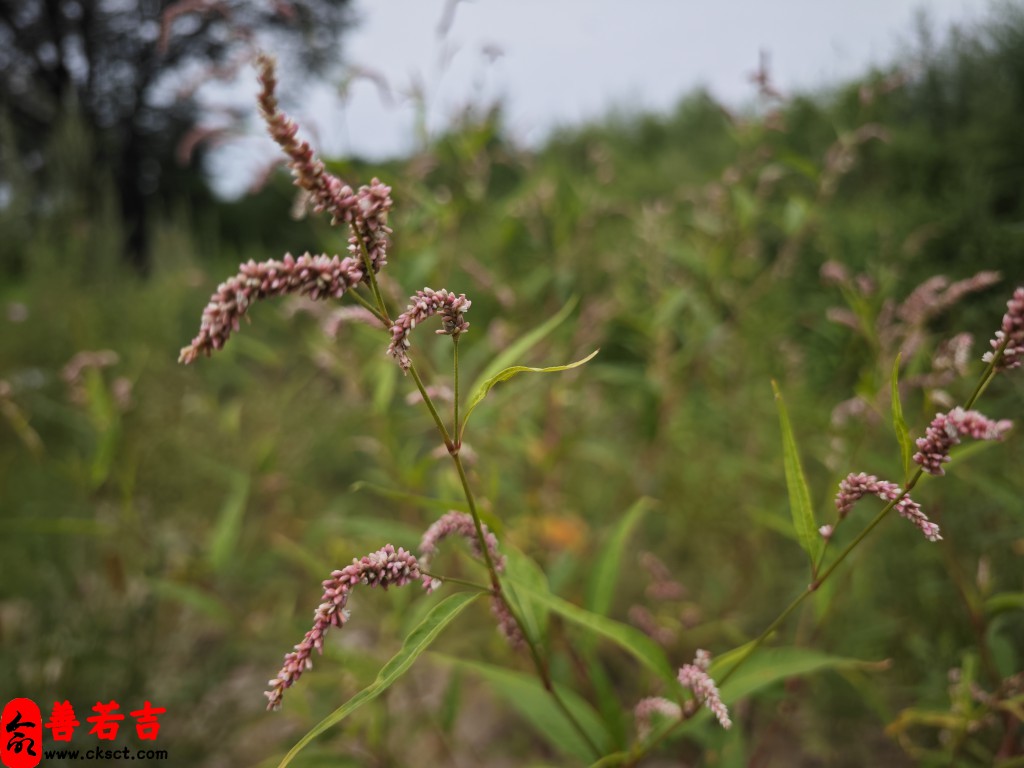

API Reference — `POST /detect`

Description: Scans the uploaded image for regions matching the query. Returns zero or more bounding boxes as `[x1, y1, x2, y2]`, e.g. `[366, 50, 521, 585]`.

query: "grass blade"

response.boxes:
[890, 354, 913, 480]
[587, 498, 653, 616]
[276, 591, 480, 768]
[771, 381, 820, 568]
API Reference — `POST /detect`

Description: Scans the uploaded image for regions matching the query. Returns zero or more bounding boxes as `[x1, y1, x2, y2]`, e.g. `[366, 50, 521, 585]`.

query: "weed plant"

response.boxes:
[173, 55, 1023, 767]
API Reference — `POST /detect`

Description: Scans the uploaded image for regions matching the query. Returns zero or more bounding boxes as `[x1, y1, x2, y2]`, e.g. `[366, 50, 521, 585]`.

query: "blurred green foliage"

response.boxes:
[1, 9, 1023, 767]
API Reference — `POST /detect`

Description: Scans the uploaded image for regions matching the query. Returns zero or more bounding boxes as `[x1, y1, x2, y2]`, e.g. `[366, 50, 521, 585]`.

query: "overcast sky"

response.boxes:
[209, 0, 994, 197]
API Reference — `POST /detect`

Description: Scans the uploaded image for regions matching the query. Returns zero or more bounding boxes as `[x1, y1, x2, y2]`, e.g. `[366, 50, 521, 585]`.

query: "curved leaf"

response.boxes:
[771, 381, 820, 568]
[276, 591, 481, 768]
[467, 295, 579, 398]
[461, 350, 599, 438]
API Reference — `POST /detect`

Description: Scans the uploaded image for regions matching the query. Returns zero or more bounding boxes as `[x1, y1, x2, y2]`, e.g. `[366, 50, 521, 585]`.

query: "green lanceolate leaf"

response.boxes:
[460, 350, 599, 439]
[507, 577, 676, 684]
[439, 657, 610, 762]
[771, 381, 820, 568]
[890, 355, 913, 479]
[711, 646, 884, 702]
[276, 591, 481, 768]
[467, 296, 579, 398]
[587, 498, 653, 617]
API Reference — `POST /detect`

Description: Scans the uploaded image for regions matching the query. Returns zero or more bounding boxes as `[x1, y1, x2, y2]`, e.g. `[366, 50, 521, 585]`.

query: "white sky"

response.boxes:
[208, 0, 994, 197]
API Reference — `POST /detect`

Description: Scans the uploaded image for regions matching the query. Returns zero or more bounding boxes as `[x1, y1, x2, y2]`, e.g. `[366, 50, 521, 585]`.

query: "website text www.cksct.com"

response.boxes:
[41, 746, 169, 761]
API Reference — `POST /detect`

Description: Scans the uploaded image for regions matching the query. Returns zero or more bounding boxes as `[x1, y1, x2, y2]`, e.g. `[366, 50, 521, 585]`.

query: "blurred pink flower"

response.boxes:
[678, 649, 731, 729]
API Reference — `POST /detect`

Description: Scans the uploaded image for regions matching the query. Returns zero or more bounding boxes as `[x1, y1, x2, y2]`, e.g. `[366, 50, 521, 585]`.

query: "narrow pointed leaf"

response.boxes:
[507, 577, 675, 684]
[439, 656, 609, 761]
[891, 355, 913, 479]
[461, 350, 599, 437]
[467, 296, 579, 397]
[587, 498, 653, 616]
[711, 647, 884, 702]
[771, 381, 820, 566]
[276, 591, 480, 768]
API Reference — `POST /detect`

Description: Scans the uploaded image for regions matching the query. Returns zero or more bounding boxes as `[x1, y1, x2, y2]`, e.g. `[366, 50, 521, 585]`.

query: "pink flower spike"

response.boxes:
[678, 650, 731, 729]
[256, 54, 392, 274]
[819, 524, 834, 540]
[265, 544, 420, 710]
[179, 253, 365, 363]
[912, 407, 1013, 476]
[387, 288, 472, 371]
[834, 473, 940, 542]
[984, 287, 1024, 370]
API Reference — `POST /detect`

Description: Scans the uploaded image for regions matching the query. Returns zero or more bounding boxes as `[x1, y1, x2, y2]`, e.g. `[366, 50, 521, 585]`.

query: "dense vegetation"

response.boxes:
[1, 9, 1022, 766]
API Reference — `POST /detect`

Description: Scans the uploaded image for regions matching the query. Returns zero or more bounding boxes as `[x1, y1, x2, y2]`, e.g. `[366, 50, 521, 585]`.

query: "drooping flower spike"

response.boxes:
[835, 472, 940, 542]
[677, 649, 732, 729]
[418, 511, 504, 593]
[417, 511, 522, 646]
[265, 545, 420, 710]
[912, 407, 1012, 477]
[256, 54, 393, 275]
[179, 253, 365, 363]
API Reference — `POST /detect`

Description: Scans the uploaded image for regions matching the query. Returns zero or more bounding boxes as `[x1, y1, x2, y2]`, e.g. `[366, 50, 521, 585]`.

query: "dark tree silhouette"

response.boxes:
[0, 0, 354, 271]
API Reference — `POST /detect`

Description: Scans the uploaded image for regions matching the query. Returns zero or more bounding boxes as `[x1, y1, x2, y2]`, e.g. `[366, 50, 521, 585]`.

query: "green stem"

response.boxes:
[408, 363, 454, 450]
[964, 332, 1010, 410]
[453, 336, 461, 442]
[355, 236, 391, 324]
[347, 289, 389, 327]
[410, 357, 601, 759]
